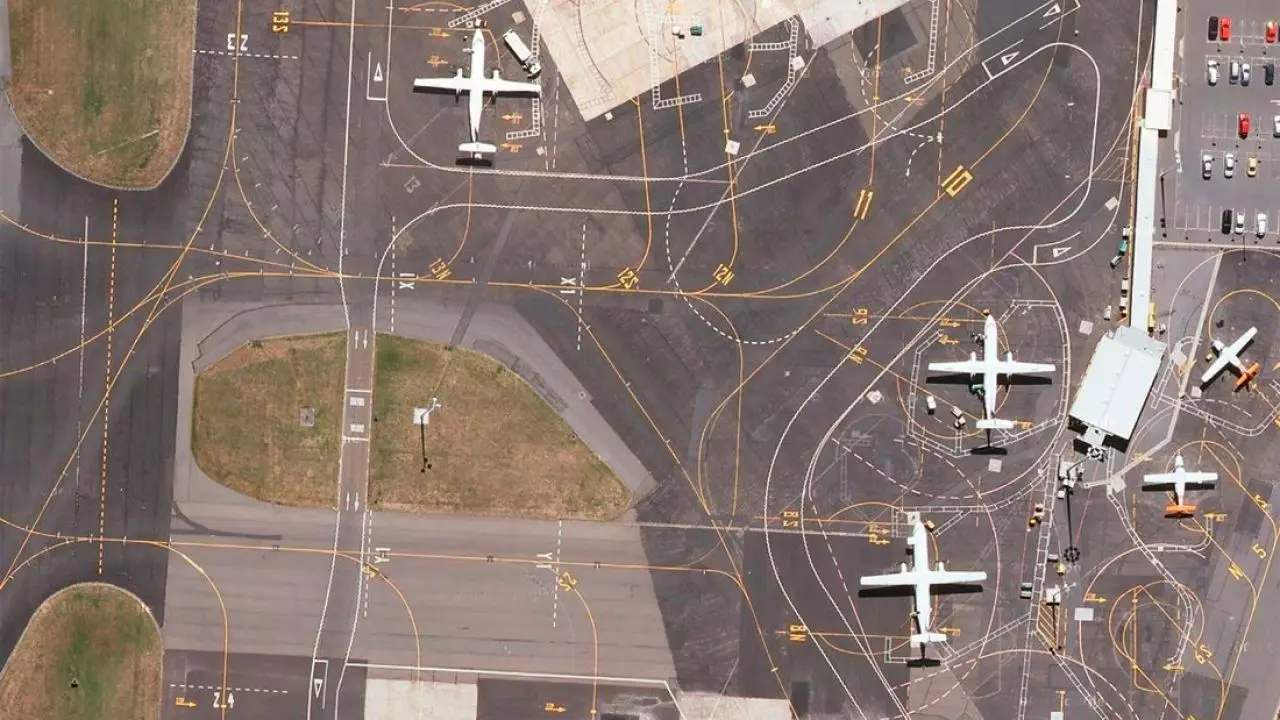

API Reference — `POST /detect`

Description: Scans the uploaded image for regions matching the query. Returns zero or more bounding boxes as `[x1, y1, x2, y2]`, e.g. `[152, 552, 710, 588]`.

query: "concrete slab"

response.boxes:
[364, 679, 477, 720]
[535, 0, 911, 121]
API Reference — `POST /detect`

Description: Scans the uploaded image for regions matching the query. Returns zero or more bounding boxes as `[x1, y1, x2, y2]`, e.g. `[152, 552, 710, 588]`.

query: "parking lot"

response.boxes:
[1170, 9, 1280, 240]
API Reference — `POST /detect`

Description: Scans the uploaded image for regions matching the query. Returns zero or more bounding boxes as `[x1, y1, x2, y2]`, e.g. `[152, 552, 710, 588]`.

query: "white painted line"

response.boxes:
[366, 51, 388, 102]
[195, 49, 299, 60]
[1038, 0, 1081, 31]
[982, 39, 1025, 81]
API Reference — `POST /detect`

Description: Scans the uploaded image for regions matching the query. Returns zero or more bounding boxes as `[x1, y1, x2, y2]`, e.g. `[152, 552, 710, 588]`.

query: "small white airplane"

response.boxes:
[928, 310, 1056, 430]
[1200, 326, 1260, 391]
[1142, 454, 1218, 517]
[860, 513, 987, 647]
[412, 29, 541, 159]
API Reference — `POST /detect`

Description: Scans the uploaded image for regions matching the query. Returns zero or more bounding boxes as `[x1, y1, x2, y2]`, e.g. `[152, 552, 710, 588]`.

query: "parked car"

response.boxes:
[1209, 15, 1219, 40]
[1268, 21, 1278, 43]
[1240, 112, 1251, 138]
[1274, 114, 1280, 137]
[1231, 60, 1241, 83]
[1249, 156, 1259, 177]
[1267, 62, 1276, 86]
[1258, 213, 1269, 237]
[1222, 208, 1233, 234]
[1204, 153, 1214, 179]
[1243, 62, 1252, 86]
[1222, 16, 1233, 41]
[1209, 59, 1220, 85]
[1236, 211, 1246, 235]
[1225, 152, 1236, 177]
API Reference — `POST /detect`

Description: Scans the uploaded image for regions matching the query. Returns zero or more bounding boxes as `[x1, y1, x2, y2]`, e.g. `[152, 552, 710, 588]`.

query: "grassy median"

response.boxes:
[192, 333, 347, 507]
[0, 584, 162, 720]
[8, 0, 195, 187]
[192, 333, 630, 520]
[369, 336, 630, 520]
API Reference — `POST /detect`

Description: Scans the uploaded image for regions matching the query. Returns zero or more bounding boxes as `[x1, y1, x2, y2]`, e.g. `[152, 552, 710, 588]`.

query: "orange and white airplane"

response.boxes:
[1142, 454, 1218, 517]
[1200, 326, 1260, 391]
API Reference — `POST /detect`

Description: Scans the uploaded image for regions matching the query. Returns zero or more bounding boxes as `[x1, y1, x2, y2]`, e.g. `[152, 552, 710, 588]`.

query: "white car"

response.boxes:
[1209, 59, 1220, 85]
[1243, 63, 1253, 86]
[1225, 152, 1237, 177]
[1273, 114, 1280, 137]
[1203, 153, 1214, 178]
[1236, 211, 1246, 235]
[1231, 60, 1241, 83]
[1259, 213, 1269, 237]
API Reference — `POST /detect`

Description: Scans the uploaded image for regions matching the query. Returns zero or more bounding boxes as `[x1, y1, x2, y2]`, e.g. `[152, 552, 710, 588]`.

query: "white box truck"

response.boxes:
[502, 29, 541, 78]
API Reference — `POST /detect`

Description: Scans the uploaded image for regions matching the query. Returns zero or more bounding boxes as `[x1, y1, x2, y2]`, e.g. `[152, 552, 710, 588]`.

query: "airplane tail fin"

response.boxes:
[911, 632, 947, 646]
[976, 418, 1015, 430]
[1235, 363, 1261, 391]
[459, 142, 497, 156]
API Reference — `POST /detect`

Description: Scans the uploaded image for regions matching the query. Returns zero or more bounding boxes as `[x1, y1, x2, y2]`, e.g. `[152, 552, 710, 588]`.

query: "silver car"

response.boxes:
[1203, 153, 1214, 179]
[1259, 213, 1269, 237]
[1225, 152, 1236, 178]
[1236, 211, 1246, 235]
[1244, 63, 1253, 86]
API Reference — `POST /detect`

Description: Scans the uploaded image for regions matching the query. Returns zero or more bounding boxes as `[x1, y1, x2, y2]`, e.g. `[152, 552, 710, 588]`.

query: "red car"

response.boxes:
[1240, 112, 1251, 138]
[1268, 21, 1277, 43]
[1221, 16, 1232, 40]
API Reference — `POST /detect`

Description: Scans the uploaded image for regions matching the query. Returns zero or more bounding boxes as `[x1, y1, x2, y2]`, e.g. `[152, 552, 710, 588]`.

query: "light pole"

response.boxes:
[413, 398, 441, 473]
[1159, 168, 1168, 230]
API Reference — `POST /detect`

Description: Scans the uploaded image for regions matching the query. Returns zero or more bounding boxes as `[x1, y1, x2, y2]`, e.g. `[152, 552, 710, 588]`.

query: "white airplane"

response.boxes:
[412, 29, 541, 158]
[860, 513, 987, 647]
[1200, 326, 1260, 391]
[1142, 454, 1218, 517]
[928, 310, 1056, 430]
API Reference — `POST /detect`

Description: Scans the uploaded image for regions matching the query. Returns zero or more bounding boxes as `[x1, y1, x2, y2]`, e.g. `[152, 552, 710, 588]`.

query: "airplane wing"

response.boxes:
[860, 571, 916, 588]
[413, 76, 470, 93]
[927, 570, 987, 585]
[1142, 471, 1181, 488]
[474, 77, 541, 95]
[993, 360, 1055, 374]
[1200, 354, 1235, 385]
[1227, 327, 1259, 357]
[928, 360, 985, 375]
[1180, 471, 1219, 488]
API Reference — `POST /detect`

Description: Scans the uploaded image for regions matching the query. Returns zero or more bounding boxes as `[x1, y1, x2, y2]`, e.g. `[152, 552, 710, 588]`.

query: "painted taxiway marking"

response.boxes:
[1039, 0, 1082, 31]
[941, 165, 974, 197]
[981, 39, 1025, 81]
[194, 48, 300, 60]
[170, 683, 289, 695]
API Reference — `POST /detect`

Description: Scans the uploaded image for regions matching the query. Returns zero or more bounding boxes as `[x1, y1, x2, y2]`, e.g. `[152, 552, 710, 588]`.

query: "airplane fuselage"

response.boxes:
[982, 314, 999, 418]
[467, 30, 486, 144]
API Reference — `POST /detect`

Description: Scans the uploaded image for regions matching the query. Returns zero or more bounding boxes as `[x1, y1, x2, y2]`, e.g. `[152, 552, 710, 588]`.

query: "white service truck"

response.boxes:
[502, 28, 541, 78]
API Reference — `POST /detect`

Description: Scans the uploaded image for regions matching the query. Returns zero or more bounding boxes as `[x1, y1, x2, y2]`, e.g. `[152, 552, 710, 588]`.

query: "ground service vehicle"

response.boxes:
[502, 29, 542, 78]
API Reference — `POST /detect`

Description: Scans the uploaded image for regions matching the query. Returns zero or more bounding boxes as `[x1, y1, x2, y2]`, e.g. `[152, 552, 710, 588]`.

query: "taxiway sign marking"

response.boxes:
[941, 166, 973, 197]
[1038, 0, 1081, 29]
[981, 39, 1025, 81]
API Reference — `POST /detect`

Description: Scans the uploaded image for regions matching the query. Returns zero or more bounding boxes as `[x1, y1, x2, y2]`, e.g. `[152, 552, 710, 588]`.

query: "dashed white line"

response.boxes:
[170, 683, 288, 694]
[576, 223, 586, 351]
[194, 49, 299, 60]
